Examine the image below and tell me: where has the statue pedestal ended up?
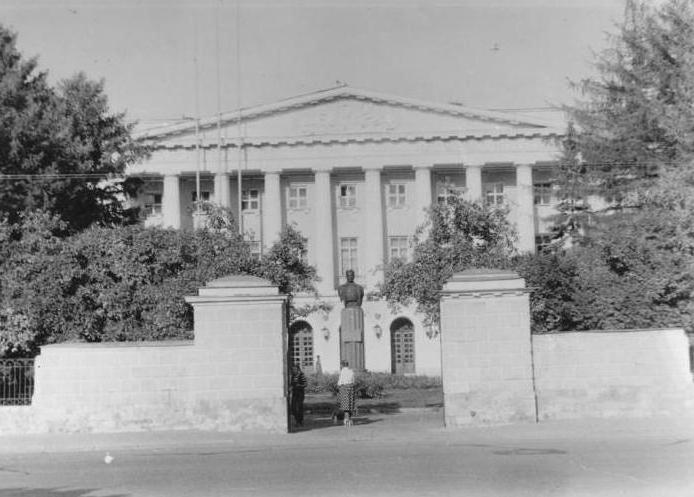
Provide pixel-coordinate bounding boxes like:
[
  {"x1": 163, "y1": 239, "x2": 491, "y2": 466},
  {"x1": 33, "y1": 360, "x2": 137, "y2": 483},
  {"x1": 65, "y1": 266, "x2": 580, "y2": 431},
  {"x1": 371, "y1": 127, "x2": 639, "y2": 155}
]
[{"x1": 340, "y1": 307, "x2": 365, "y2": 371}]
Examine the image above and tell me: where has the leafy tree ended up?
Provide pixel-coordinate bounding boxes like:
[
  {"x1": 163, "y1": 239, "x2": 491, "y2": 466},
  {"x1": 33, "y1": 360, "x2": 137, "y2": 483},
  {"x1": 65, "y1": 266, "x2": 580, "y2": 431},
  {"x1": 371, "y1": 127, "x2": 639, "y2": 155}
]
[
  {"x1": 565, "y1": 0, "x2": 694, "y2": 202},
  {"x1": 380, "y1": 197, "x2": 516, "y2": 326},
  {"x1": 0, "y1": 25, "x2": 146, "y2": 231},
  {"x1": 0, "y1": 211, "x2": 319, "y2": 357}
]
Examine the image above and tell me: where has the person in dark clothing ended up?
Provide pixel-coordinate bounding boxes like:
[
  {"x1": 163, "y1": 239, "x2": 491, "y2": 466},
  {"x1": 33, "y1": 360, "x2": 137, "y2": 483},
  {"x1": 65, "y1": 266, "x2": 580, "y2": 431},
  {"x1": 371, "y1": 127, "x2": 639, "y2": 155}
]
[{"x1": 290, "y1": 364, "x2": 307, "y2": 426}]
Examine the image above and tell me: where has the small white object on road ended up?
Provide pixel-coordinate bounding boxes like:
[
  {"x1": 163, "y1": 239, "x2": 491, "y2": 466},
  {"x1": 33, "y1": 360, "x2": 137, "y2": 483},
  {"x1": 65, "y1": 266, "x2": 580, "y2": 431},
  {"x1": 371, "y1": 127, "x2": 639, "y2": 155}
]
[{"x1": 104, "y1": 452, "x2": 114, "y2": 464}]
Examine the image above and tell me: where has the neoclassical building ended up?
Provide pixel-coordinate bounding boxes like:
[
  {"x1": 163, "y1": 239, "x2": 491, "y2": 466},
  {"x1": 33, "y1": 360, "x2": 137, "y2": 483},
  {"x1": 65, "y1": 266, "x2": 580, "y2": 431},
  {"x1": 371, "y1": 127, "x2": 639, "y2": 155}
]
[{"x1": 130, "y1": 85, "x2": 563, "y2": 376}]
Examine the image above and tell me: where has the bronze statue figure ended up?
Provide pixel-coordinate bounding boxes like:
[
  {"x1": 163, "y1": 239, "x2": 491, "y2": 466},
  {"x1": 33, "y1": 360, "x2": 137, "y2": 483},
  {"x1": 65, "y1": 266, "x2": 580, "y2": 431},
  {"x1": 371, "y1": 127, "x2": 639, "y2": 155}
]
[{"x1": 338, "y1": 270, "x2": 365, "y2": 370}]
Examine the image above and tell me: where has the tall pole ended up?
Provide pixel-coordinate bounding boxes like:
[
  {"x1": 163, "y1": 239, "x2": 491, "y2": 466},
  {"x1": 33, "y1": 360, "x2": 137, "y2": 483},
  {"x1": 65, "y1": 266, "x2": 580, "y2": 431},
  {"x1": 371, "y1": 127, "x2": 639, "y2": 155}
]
[
  {"x1": 216, "y1": 0, "x2": 223, "y2": 187},
  {"x1": 236, "y1": 0, "x2": 244, "y2": 235},
  {"x1": 194, "y1": 19, "x2": 201, "y2": 214}
]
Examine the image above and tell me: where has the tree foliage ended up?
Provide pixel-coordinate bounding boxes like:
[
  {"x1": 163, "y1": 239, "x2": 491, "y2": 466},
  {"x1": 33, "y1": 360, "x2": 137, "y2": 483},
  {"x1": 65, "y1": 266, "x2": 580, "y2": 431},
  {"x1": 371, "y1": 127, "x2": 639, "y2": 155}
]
[
  {"x1": 379, "y1": 198, "x2": 516, "y2": 325},
  {"x1": 0, "y1": 25, "x2": 146, "y2": 231},
  {"x1": 565, "y1": 0, "x2": 694, "y2": 201},
  {"x1": 0, "y1": 212, "x2": 317, "y2": 357}
]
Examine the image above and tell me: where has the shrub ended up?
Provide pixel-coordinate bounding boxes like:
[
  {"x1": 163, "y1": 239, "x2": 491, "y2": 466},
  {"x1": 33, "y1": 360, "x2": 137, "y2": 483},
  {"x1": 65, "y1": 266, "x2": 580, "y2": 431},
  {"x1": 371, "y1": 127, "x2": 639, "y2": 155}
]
[
  {"x1": 306, "y1": 372, "x2": 441, "y2": 398},
  {"x1": 0, "y1": 214, "x2": 316, "y2": 356}
]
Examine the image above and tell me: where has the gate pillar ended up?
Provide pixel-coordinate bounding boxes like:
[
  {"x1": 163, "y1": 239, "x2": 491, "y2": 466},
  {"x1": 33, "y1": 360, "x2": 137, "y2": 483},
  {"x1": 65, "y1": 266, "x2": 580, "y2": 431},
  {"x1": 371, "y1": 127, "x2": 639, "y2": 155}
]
[{"x1": 440, "y1": 269, "x2": 536, "y2": 427}]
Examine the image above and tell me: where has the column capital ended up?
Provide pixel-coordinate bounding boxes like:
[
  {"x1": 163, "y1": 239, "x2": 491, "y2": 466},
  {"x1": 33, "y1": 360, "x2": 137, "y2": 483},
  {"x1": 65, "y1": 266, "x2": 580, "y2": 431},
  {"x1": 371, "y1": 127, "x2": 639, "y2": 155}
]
[
  {"x1": 312, "y1": 166, "x2": 333, "y2": 174},
  {"x1": 412, "y1": 163, "x2": 433, "y2": 171},
  {"x1": 362, "y1": 164, "x2": 384, "y2": 172}
]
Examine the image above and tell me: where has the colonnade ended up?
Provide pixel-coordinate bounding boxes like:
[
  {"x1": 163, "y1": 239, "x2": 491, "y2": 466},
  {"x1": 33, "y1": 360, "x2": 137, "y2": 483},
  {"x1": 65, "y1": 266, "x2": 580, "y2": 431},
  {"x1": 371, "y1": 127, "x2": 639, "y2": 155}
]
[{"x1": 154, "y1": 163, "x2": 537, "y2": 294}]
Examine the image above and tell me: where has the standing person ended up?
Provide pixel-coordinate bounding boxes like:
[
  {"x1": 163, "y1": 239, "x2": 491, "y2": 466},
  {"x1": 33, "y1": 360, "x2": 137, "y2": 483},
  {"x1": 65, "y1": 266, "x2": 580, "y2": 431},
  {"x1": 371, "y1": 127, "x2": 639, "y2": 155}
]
[
  {"x1": 290, "y1": 364, "x2": 307, "y2": 427},
  {"x1": 337, "y1": 360, "x2": 356, "y2": 427}
]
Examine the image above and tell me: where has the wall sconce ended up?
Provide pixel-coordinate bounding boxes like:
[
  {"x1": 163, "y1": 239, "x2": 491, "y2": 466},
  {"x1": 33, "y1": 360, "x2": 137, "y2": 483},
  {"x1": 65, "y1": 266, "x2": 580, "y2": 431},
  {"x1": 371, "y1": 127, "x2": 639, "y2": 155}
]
[
  {"x1": 425, "y1": 324, "x2": 438, "y2": 339},
  {"x1": 373, "y1": 324, "x2": 383, "y2": 339},
  {"x1": 321, "y1": 326, "x2": 330, "y2": 340}
]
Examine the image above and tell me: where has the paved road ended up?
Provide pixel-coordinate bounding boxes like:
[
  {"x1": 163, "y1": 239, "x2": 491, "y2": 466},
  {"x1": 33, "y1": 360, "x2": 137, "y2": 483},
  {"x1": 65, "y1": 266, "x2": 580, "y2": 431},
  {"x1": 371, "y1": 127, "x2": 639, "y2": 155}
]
[{"x1": 1, "y1": 410, "x2": 694, "y2": 497}]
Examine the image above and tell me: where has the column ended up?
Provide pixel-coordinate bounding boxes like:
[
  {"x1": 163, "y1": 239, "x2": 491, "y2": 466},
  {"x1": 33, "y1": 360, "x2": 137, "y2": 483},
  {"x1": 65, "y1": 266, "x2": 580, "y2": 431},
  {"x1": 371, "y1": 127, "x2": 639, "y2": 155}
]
[
  {"x1": 214, "y1": 172, "x2": 231, "y2": 208},
  {"x1": 363, "y1": 166, "x2": 385, "y2": 288},
  {"x1": 162, "y1": 174, "x2": 181, "y2": 229},
  {"x1": 414, "y1": 164, "x2": 432, "y2": 228},
  {"x1": 465, "y1": 164, "x2": 483, "y2": 202},
  {"x1": 314, "y1": 169, "x2": 335, "y2": 295},
  {"x1": 262, "y1": 171, "x2": 283, "y2": 249},
  {"x1": 516, "y1": 164, "x2": 535, "y2": 254}
]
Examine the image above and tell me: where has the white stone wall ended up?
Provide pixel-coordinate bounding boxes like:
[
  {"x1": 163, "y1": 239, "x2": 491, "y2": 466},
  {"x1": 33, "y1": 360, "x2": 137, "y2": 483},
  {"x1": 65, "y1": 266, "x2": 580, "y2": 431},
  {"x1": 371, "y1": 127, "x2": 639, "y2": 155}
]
[
  {"x1": 534, "y1": 329, "x2": 694, "y2": 420},
  {"x1": 440, "y1": 272, "x2": 537, "y2": 427},
  {"x1": 0, "y1": 276, "x2": 289, "y2": 434}
]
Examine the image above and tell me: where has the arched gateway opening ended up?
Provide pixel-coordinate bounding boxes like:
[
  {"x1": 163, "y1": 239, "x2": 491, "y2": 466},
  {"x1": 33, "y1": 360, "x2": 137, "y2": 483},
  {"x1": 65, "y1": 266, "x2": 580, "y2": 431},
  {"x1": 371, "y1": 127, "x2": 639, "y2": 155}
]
[
  {"x1": 289, "y1": 321, "x2": 314, "y2": 373},
  {"x1": 390, "y1": 317, "x2": 415, "y2": 374}
]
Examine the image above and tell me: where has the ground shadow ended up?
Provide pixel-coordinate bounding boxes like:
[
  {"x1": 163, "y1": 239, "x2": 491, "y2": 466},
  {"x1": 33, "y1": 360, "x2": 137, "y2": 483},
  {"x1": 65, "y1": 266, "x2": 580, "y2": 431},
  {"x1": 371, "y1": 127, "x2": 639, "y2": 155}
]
[
  {"x1": 291, "y1": 413, "x2": 384, "y2": 433},
  {"x1": 0, "y1": 489, "x2": 129, "y2": 497}
]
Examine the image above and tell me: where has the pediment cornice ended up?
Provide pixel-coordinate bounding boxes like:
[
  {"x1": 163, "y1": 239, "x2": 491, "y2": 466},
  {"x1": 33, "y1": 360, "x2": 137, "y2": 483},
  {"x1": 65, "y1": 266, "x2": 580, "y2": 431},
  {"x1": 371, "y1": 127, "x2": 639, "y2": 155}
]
[{"x1": 136, "y1": 85, "x2": 564, "y2": 146}]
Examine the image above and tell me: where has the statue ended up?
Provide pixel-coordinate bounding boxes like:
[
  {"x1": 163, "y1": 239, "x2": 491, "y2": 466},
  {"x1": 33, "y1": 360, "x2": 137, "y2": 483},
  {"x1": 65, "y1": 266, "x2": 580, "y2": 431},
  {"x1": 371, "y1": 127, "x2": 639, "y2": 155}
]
[{"x1": 338, "y1": 270, "x2": 365, "y2": 370}]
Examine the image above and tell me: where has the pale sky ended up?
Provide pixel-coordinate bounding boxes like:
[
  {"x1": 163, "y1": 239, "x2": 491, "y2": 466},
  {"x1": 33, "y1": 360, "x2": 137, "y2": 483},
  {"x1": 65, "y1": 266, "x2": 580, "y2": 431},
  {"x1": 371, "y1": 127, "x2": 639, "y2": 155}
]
[{"x1": 1, "y1": 0, "x2": 625, "y2": 127}]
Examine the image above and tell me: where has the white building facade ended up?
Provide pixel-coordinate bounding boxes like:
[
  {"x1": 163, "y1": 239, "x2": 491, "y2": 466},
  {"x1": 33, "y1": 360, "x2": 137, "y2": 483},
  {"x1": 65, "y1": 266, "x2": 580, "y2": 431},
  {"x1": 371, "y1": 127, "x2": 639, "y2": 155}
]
[{"x1": 130, "y1": 86, "x2": 563, "y2": 376}]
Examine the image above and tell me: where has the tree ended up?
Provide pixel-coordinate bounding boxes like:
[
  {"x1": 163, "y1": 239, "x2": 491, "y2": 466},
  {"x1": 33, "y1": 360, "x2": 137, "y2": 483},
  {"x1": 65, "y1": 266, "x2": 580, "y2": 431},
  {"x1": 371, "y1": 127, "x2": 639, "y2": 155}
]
[
  {"x1": 565, "y1": 0, "x2": 694, "y2": 203},
  {"x1": 0, "y1": 25, "x2": 146, "y2": 231},
  {"x1": 546, "y1": 0, "x2": 694, "y2": 333},
  {"x1": 0, "y1": 211, "x2": 319, "y2": 357},
  {"x1": 379, "y1": 197, "x2": 516, "y2": 326}
]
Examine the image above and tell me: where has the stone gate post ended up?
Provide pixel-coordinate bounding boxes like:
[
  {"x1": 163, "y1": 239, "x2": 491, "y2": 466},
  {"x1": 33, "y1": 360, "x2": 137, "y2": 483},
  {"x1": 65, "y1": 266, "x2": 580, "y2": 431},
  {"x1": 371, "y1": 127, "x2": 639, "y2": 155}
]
[
  {"x1": 440, "y1": 269, "x2": 536, "y2": 426},
  {"x1": 185, "y1": 274, "x2": 289, "y2": 432}
]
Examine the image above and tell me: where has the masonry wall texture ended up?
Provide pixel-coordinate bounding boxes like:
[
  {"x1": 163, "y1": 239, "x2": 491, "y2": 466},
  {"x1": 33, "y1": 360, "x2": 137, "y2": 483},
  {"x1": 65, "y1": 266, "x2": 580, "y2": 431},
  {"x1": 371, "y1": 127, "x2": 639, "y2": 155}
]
[
  {"x1": 439, "y1": 271, "x2": 694, "y2": 428},
  {"x1": 440, "y1": 271, "x2": 536, "y2": 427},
  {"x1": 0, "y1": 276, "x2": 289, "y2": 434},
  {"x1": 533, "y1": 329, "x2": 694, "y2": 420}
]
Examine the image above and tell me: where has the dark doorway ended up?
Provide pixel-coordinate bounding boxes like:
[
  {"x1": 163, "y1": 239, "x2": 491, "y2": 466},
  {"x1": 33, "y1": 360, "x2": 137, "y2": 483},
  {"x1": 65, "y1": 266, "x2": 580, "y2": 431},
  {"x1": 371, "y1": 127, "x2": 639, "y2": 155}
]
[
  {"x1": 390, "y1": 317, "x2": 415, "y2": 374},
  {"x1": 289, "y1": 321, "x2": 314, "y2": 373}
]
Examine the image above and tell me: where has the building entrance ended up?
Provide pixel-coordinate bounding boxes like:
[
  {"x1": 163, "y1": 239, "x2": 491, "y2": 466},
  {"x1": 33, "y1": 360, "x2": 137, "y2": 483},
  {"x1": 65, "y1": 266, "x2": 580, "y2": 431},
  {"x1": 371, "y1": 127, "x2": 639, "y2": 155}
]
[{"x1": 390, "y1": 317, "x2": 415, "y2": 374}]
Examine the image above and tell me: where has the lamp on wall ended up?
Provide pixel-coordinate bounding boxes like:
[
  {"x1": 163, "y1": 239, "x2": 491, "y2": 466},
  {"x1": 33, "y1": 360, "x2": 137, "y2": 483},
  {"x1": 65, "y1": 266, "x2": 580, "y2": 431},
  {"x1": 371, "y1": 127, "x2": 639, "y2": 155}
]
[
  {"x1": 321, "y1": 326, "x2": 330, "y2": 340},
  {"x1": 425, "y1": 324, "x2": 438, "y2": 339},
  {"x1": 373, "y1": 324, "x2": 383, "y2": 339}
]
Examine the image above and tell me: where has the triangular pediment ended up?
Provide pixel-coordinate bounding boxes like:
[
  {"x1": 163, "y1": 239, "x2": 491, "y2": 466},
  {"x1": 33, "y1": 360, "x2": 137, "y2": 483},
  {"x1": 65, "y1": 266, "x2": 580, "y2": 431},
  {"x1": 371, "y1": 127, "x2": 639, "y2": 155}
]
[{"x1": 137, "y1": 86, "x2": 562, "y2": 148}]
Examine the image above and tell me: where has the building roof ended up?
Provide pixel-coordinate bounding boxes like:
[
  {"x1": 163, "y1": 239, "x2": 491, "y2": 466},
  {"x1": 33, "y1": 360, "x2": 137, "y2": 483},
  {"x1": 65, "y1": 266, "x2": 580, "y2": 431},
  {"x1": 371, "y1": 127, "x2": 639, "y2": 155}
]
[{"x1": 135, "y1": 85, "x2": 564, "y2": 149}]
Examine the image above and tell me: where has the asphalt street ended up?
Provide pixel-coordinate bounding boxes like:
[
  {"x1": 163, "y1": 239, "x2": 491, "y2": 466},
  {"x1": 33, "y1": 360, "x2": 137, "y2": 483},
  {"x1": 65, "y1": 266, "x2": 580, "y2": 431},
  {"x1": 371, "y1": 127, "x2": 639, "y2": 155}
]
[{"x1": 1, "y1": 410, "x2": 694, "y2": 497}]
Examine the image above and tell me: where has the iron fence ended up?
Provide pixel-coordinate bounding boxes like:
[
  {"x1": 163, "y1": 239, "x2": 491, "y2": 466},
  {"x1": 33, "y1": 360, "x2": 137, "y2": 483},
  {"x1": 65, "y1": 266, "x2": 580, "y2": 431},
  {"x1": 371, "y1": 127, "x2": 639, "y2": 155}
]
[{"x1": 0, "y1": 358, "x2": 35, "y2": 406}]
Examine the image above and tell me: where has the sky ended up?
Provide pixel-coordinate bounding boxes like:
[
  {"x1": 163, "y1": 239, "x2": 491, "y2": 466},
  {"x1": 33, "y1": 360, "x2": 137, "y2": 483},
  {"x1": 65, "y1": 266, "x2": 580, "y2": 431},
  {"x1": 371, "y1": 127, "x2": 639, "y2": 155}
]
[{"x1": 1, "y1": 0, "x2": 626, "y2": 128}]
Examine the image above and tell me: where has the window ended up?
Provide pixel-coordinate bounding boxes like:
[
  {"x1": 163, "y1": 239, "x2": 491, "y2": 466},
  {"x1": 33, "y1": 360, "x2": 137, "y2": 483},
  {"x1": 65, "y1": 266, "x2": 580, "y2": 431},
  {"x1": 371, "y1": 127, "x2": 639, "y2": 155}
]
[
  {"x1": 144, "y1": 193, "x2": 162, "y2": 215},
  {"x1": 288, "y1": 185, "x2": 308, "y2": 210},
  {"x1": 534, "y1": 183, "x2": 553, "y2": 205},
  {"x1": 340, "y1": 237, "x2": 358, "y2": 276},
  {"x1": 191, "y1": 191, "x2": 210, "y2": 202},
  {"x1": 437, "y1": 185, "x2": 466, "y2": 205},
  {"x1": 388, "y1": 236, "x2": 409, "y2": 262},
  {"x1": 246, "y1": 239, "x2": 262, "y2": 259},
  {"x1": 535, "y1": 234, "x2": 553, "y2": 252},
  {"x1": 241, "y1": 189, "x2": 259, "y2": 211},
  {"x1": 338, "y1": 184, "x2": 357, "y2": 209},
  {"x1": 484, "y1": 183, "x2": 504, "y2": 206},
  {"x1": 387, "y1": 184, "x2": 407, "y2": 208}
]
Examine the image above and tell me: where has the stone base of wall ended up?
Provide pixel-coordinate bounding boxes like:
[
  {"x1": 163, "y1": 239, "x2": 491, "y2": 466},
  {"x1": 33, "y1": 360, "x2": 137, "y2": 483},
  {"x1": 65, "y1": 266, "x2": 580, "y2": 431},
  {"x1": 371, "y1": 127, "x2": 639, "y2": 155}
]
[
  {"x1": 0, "y1": 397, "x2": 287, "y2": 434},
  {"x1": 444, "y1": 389, "x2": 536, "y2": 427}
]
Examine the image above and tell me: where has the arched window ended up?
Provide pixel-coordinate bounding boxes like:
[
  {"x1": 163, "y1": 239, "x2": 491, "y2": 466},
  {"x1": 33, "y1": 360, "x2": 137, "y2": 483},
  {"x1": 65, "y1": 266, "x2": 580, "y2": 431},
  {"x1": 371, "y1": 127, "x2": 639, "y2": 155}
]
[
  {"x1": 390, "y1": 317, "x2": 415, "y2": 374},
  {"x1": 289, "y1": 321, "x2": 314, "y2": 373}
]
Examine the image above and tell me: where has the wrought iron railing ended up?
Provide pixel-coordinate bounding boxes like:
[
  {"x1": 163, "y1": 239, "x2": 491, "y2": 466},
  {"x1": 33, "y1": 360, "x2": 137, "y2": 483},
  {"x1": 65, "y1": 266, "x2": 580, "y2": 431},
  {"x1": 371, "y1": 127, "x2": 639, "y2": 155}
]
[{"x1": 0, "y1": 358, "x2": 35, "y2": 406}]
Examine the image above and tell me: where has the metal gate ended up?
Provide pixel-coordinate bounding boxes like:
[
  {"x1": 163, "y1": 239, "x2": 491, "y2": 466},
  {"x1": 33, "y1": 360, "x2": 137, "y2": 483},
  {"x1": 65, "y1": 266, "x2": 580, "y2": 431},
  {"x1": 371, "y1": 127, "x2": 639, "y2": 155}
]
[{"x1": 390, "y1": 318, "x2": 415, "y2": 374}]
